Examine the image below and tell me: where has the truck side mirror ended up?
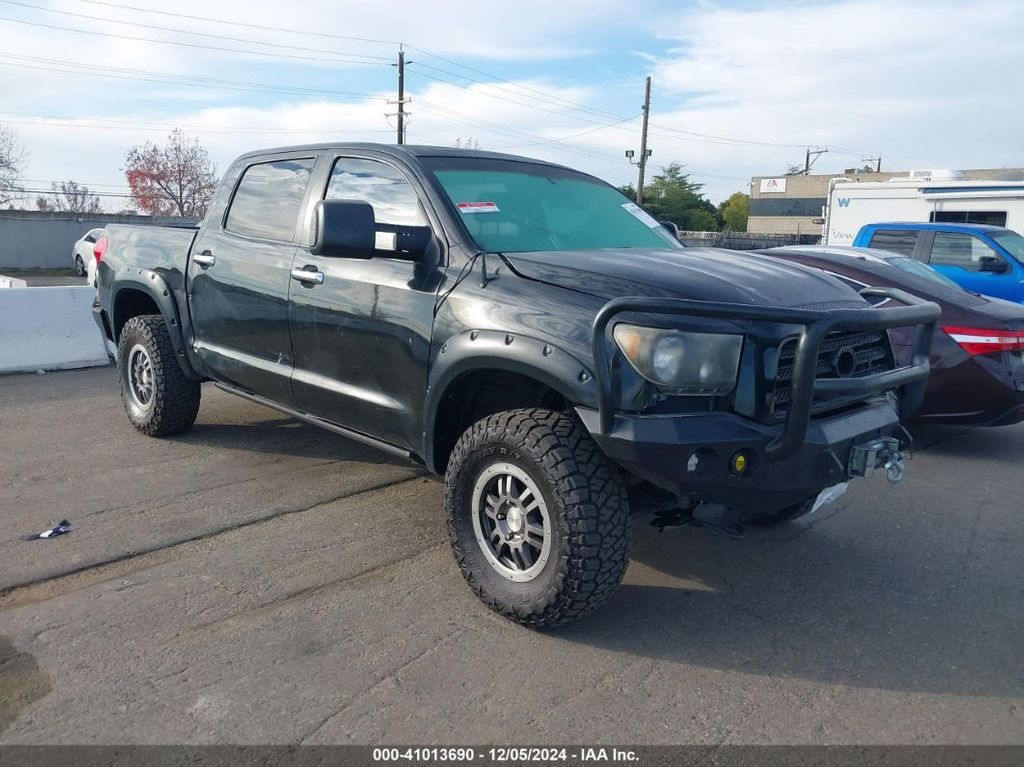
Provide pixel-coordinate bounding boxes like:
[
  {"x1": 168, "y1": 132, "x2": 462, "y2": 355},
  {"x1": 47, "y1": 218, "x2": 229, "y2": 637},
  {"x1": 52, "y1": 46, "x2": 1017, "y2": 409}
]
[
  {"x1": 977, "y1": 255, "x2": 1010, "y2": 274},
  {"x1": 311, "y1": 199, "x2": 375, "y2": 259}
]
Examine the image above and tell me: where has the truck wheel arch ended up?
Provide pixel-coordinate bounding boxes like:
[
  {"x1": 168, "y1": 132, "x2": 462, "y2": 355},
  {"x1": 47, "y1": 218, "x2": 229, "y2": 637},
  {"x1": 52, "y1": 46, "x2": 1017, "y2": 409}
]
[
  {"x1": 424, "y1": 329, "x2": 598, "y2": 474},
  {"x1": 110, "y1": 273, "x2": 199, "y2": 380}
]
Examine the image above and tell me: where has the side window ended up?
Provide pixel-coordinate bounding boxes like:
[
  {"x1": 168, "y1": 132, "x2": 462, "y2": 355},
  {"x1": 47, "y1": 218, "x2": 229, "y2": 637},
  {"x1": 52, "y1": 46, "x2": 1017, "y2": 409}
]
[
  {"x1": 226, "y1": 158, "x2": 315, "y2": 242},
  {"x1": 930, "y1": 210, "x2": 1008, "y2": 227},
  {"x1": 868, "y1": 230, "x2": 917, "y2": 256},
  {"x1": 325, "y1": 158, "x2": 427, "y2": 251},
  {"x1": 929, "y1": 233, "x2": 1004, "y2": 271},
  {"x1": 83, "y1": 233, "x2": 96, "y2": 243}
]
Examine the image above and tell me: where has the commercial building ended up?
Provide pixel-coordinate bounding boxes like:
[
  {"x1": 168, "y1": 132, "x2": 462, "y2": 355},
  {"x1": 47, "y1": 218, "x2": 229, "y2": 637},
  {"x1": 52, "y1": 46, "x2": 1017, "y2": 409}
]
[{"x1": 747, "y1": 167, "x2": 1024, "y2": 239}]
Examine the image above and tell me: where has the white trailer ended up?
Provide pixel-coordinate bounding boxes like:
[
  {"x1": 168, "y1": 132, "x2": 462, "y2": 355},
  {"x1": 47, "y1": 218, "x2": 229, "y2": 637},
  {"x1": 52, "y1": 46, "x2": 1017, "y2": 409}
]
[{"x1": 823, "y1": 172, "x2": 1024, "y2": 244}]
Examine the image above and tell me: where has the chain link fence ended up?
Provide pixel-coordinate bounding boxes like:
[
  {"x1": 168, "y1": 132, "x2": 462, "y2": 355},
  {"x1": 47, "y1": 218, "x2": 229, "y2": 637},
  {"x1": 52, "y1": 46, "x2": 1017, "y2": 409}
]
[{"x1": 677, "y1": 231, "x2": 822, "y2": 250}]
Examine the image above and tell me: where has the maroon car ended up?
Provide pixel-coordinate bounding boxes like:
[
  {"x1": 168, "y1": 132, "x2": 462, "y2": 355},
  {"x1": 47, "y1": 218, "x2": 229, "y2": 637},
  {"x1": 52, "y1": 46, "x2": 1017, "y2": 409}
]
[{"x1": 755, "y1": 246, "x2": 1024, "y2": 426}]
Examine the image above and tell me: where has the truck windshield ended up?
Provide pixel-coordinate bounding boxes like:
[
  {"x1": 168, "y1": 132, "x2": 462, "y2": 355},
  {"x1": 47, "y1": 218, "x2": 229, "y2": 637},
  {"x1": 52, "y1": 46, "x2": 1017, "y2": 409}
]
[
  {"x1": 992, "y1": 231, "x2": 1024, "y2": 262},
  {"x1": 424, "y1": 158, "x2": 681, "y2": 253}
]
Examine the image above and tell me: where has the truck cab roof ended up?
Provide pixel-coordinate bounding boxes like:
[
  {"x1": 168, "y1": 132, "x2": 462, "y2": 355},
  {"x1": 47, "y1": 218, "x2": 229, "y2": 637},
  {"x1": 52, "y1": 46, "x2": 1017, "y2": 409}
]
[
  {"x1": 859, "y1": 222, "x2": 1012, "y2": 235},
  {"x1": 235, "y1": 142, "x2": 564, "y2": 168}
]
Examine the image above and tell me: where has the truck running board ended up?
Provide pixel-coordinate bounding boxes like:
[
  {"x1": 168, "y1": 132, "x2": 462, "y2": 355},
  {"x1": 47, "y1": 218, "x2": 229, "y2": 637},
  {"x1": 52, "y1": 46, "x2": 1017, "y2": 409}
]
[{"x1": 213, "y1": 382, "x2": 421, "y2": 464}]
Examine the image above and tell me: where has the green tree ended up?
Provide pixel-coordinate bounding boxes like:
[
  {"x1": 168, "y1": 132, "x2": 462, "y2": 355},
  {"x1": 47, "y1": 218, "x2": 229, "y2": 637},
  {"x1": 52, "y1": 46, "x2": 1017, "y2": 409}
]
[
  {"x1": 686, "y1": 209, "x2": 718, "y2": 232},
  {"x1": 636, "y1": 163, "x2": 723, "y2": 231},
  {"x1": 719, "y1": 192, "x2": 750, "y2": 232}
]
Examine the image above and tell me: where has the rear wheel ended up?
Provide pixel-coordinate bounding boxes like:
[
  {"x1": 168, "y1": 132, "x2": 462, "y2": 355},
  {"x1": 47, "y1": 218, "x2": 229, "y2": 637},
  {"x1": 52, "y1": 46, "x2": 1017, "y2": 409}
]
[
  {"x1": 117, "y1": 315, "x2": 201, "y2": 437},
  {"x1": 445, "y1": 408, "x2": 631, "y2": 629}
]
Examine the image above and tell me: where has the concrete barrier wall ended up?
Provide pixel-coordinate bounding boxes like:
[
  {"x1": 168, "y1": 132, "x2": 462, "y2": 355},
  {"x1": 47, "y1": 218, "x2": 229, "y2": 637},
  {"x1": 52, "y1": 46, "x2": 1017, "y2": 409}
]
[
  {"x1": 0, "y1": 210, "x2": 197, "y2": 270},
  {"x1": 0, "y1": 286, "x2": 110, "y2": 373}
]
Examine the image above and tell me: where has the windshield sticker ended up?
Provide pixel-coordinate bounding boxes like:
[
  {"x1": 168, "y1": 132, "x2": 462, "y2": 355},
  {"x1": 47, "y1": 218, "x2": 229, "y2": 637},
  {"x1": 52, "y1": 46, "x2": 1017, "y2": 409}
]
[
  {"x1": 621, "y1": 202, "x2": 662, "y2": 228},
  {"x1": 457, "y1": 201, "x2": 500, "y2": 214}
]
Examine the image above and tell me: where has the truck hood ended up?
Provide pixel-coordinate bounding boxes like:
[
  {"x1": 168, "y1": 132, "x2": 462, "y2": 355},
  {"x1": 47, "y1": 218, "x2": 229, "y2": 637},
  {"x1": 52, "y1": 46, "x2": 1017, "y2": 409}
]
[{"x1": 502, "y1": 247, "x2": 869, "y2": 310}]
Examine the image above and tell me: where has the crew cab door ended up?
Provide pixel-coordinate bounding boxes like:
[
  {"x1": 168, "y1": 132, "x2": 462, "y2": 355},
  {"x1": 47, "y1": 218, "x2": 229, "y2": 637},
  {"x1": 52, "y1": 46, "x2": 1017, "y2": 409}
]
[
  {"x1": 287, "y1": 154, "x2": 443, "y2": 452},
  {"x1": 188, "y1": 154, "x2": 317, "y2": 404},
  {"x1": 922, "y1": 230, "x2": 1019, "y2": 301}
]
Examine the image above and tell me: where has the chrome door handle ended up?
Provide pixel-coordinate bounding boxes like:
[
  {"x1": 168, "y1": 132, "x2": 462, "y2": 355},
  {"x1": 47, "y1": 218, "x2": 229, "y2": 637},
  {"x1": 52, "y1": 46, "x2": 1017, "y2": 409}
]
[
  {"x1": 290, "y1": 267, "x2": 324, "y2": 285},
  {"x1": 193, "y1": 251, "x2": 216, "y2": 267}
]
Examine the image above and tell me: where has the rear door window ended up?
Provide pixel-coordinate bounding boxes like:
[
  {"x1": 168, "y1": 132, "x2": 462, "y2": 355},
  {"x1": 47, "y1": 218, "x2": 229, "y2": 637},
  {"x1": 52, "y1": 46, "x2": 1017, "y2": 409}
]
[
  {"x1": 226, "y1": 158, "x2": 316, "y2": 242},
  {"x1": 867, "y1": 230, "x2": 917, "y2": 256},
  {"x1": 930, "y1": 210, "x2": 1008, "y2": 227},
  {"x1": 927, "y1": 232, "x2": 1005, "y2": 271}
]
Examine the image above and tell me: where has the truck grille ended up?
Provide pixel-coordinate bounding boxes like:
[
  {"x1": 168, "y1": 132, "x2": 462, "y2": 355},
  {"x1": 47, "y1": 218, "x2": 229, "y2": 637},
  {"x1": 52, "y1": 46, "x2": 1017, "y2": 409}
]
[{"x1": 771, "y1": 330, "x2": 893, "y2": 414}]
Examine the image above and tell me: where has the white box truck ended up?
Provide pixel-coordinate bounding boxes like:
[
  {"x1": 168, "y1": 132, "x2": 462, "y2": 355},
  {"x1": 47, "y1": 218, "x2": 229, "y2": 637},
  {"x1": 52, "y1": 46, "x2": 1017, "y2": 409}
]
[{"x1": 823, "y1": 171, "x2": 1024, "y2": 244}]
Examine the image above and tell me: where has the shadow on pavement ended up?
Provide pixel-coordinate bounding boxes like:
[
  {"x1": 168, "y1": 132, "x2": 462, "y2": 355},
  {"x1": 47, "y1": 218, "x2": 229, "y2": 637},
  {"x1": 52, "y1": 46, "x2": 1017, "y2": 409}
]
[
  {"x1": 172, "y1": 418, "x2": 413, "y2": 468},
  {"x1": 558, "y1": 514, "x2": 1021, "y2": 699}
]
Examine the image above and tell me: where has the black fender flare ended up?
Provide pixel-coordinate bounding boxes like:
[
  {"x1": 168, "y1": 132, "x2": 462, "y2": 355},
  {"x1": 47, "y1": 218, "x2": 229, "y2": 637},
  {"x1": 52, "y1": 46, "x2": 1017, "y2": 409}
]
[
  {"x1": 422, "y1": 329, "x2": 598, "y2": 472},
  {"x1": 110, "y1": 268, "x2": 200, "y2": 379}
]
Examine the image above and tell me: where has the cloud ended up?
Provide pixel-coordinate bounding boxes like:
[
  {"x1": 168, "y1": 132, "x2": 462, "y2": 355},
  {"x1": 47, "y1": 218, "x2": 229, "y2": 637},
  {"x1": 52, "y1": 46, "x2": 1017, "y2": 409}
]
[
  {"x1": 644, "y1": 0, "x2": 1024, "y2": 186},
  {"x1": 4, "y1": 0, "x2": 1022, "y2": 208}
]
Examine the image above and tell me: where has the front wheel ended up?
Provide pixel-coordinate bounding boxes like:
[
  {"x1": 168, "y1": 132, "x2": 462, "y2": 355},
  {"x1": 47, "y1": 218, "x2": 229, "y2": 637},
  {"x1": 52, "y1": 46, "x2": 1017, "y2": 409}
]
[
  {"x1": 445, "y1": 408, "x2": 631, "y2": 629},
  {"x1": 74, "y1": 255, "x2": 86, "y2": 276},
  {"x1": 117, "y1": 315, "x2": 201, "y2": 437}
]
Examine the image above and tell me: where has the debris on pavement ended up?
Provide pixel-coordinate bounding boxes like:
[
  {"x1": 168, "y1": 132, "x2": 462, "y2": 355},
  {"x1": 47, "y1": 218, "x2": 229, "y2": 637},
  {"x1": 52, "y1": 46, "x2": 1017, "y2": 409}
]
[{"x1": 23, "y1": 519, "x2": 72, "y2": 541}]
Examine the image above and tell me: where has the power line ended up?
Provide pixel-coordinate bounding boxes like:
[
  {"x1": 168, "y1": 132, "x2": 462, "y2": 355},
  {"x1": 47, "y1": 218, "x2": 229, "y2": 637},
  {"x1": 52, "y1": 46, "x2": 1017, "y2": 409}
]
[
  {"x1": 414, "y1": 100, "x2": 622, "y2": 166},
  {"x1": 50, "y1": 0, "x2": 889, "y2": 160},
  {"x1": 487, "y1": 114, "x2": 640, "y2": 151},
  {"x1": 0, "y1": 111, "x2": 398, "y2": 136},
  {"x1": 70, "y1": 0, "x2": 401, "y2": 46},
  {"x1": 61, "y1": 0, "x2": 638, "y2": 130},
  {"x1": 0, "y1": 52, "x2": 380, "y2": 99},
  {"x1": 0, "y1": 15, "x2": 393, "y2": 66},
  {"x1": 0, "y1": 0, "x2": 395, "y2": 61}
]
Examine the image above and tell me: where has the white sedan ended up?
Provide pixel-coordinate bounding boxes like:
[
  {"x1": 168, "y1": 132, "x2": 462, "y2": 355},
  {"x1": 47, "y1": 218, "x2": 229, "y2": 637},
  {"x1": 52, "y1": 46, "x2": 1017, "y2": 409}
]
[{"x1": 72, "y1": 228, "x2": 104, "y2": 284}]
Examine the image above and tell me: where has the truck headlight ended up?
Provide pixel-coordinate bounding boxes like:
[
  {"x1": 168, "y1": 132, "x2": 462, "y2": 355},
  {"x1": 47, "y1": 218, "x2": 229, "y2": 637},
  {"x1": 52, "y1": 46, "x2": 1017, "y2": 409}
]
[{"x1": 613, "y1": 324, "x2": 743, "y2": 395}]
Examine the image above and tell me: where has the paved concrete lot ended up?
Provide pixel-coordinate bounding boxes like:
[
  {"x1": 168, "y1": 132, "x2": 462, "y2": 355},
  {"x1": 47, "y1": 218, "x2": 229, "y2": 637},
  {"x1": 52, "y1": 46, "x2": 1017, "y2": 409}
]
[
  {"x1": 1, "y1": 271, "x2": 86, "y2": 287},
  {"x1": 1, "y1": 368, "x2": 1022, "y2": 745}
]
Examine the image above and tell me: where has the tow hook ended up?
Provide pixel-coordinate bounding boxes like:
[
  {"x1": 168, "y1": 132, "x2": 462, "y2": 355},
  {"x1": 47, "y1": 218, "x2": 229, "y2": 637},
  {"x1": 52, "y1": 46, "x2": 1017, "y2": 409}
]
[{"x1": 849, "y1": 437, "x2": 905, "y2": 485}]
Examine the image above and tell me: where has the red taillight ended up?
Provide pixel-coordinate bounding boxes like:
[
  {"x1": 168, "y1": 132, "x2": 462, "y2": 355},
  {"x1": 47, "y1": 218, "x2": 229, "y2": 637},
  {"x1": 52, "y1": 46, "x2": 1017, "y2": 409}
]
[
  {"x1": 942, "y1": 325, "x2": 1024, "y2": 356},
  {"x1": 93, "y1": 235, "x2": 108, "y2": 264}
]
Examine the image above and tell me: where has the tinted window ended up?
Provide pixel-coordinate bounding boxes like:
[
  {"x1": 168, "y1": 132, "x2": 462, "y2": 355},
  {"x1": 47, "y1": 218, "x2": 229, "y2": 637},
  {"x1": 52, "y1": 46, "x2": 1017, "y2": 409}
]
[
  {"x1": 326, "y1": 158, "x2": 422, "y2": 225},
  {"x1": 325, "y1": 158, "x2": 426, "y2": 251},
  {"x1": 991, "y1": 231, "x2": 1024, "y2": 262},
  {"x1": 928, "y1": 232, "x2": 1004, "y2": 271},
  {"x1": 226, "y1": 158, "x2": 315, "y2": 241},
  {"x1": 868, "y1": 230, "x2": 917, "y2": 256},
  {"x1": 426, "y1": 158, "x2": 679, "y2": 253},
  {"x1": 930, "y1": 210, "x2": 1007, "y2": 226}
]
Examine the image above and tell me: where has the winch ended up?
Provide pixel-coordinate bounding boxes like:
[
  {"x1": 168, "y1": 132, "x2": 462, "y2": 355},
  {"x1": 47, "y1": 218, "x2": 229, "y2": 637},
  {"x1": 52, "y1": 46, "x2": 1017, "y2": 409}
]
[{"x1": 849, "y1": 437, "x2": 906, "y2": 485}]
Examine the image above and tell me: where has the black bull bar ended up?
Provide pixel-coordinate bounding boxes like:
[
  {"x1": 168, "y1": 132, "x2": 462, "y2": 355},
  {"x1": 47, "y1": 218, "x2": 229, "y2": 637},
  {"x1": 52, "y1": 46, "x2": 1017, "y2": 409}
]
[{"x1": 592, "y1": 288, "x2": 940, "y2": 461}]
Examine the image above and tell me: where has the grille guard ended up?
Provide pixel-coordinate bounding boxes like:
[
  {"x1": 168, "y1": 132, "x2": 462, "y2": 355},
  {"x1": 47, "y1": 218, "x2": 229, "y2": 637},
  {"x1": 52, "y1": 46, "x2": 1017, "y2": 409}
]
[{"x1": 591, "y1": 287, "x2": 940, "y2": 462}]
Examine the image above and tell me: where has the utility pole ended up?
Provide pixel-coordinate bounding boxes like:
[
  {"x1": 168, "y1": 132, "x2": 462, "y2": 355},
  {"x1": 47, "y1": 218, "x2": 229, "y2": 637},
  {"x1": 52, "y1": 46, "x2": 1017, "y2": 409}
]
[
  {"x1": 636, "y1": 76, "x2": 651, "y2": 204},
  {"x1": 396, "y1": 48, "x2": 406, "y2": 145},
  {"x1": 803, "y1": 146, "x2": 828, "y2": 175}
]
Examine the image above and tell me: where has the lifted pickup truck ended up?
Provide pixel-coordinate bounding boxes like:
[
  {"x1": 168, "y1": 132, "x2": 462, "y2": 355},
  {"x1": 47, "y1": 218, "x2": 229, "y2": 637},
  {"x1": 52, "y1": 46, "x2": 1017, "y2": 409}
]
[{"x1": 93, "y1": 144, "x2": 939, "y2": 628}]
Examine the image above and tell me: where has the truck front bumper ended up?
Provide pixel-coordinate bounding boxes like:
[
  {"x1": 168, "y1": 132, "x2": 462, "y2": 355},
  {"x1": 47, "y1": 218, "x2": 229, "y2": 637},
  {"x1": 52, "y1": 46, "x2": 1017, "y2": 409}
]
[{"x1": 578, "y1": 399, "x2": 905, "y2": 515}]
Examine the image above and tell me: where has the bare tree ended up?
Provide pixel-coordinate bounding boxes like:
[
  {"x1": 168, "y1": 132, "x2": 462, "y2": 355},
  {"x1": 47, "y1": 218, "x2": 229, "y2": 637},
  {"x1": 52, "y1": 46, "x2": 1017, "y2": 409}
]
[
  {"x1": 124, "y1": 129, "x2": 218, "y2": 217},
  {"x1": 35, "y1": 180, "x2": 104, "y2": 214},
  {"x1": 0, "y1": 124, "x2": 27, "y2": 207}
]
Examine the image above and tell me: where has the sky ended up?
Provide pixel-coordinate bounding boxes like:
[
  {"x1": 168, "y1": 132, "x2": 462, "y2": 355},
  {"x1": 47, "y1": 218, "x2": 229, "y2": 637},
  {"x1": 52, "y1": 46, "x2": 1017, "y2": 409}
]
[{"x1": 2, "y1": 0, "x2": 1022, "y2": 209}]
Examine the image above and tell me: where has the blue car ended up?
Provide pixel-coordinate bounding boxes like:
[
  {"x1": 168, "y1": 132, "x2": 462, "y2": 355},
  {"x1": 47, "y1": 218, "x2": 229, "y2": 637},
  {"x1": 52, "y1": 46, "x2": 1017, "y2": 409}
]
[{"x1": 853, "y1": 222, "x2": 1024, "y2": 303}]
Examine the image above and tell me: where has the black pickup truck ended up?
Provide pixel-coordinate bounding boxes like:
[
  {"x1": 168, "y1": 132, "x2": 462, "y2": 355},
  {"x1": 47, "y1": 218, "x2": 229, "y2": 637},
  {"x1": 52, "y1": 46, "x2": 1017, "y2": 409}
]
[{"x1": 93, "y1": 144, "x2": 939, "y2": 628}]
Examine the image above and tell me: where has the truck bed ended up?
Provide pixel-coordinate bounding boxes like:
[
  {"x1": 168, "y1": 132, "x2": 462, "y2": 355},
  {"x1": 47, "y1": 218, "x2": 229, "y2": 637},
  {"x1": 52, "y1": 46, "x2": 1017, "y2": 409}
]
[{"x1": 103, "y1": 223, "x2": 200, "y2": 275}]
